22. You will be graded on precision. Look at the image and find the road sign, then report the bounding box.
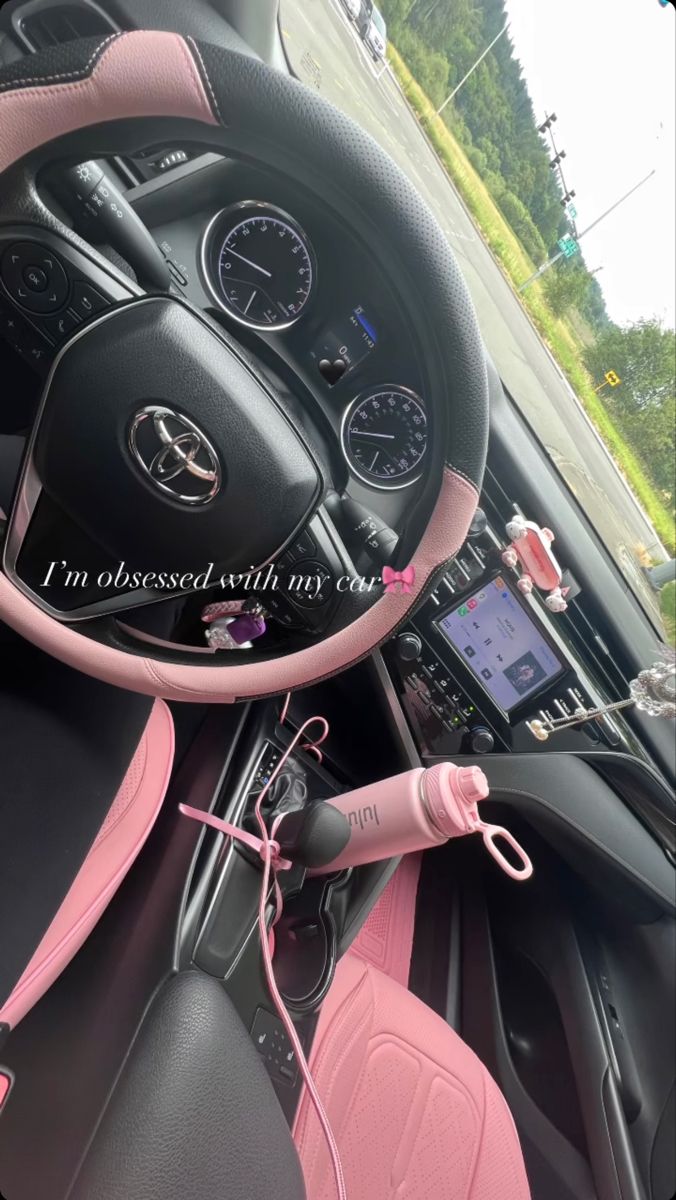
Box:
[557,234,579,259]
[605,370,621,387]
[566,204,577,219]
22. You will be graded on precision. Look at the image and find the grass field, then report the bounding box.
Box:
[387,46,675,556]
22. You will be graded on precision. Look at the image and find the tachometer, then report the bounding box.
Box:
[202,201,315,330]
[342,386,428,488]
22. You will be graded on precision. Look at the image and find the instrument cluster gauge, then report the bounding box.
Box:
[341,386,428,489]
[201,201,316,331]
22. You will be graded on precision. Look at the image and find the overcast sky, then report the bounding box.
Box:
[503,0,675,328]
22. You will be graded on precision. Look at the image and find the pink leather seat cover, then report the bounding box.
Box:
[294,953,531,1200]
[0,699,174,1030]
[350,854,421,988]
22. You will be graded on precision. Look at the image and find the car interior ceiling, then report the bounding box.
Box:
[0,3,674,1200]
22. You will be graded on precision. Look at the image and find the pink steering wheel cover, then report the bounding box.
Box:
[0,31,479,701]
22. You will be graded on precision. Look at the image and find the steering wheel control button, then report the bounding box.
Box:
[41,310,80,343]
[288,559,334,609]
[22,265,48,292]
[0,299,50,374]
[1,243,69,313]
[288,529,317,561]
[0,300,26,352]
[71,281,108,319]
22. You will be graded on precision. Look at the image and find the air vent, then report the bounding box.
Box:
[17,1,118,52]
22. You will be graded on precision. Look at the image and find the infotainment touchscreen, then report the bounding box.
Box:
[436,577,564,713]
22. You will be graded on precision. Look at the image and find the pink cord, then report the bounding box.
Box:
[279,691,324,763]
[180,712,346,1200]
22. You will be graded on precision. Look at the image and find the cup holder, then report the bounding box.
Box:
[273,873,349,1011]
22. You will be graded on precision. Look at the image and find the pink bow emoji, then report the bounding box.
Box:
[382,564,416,594]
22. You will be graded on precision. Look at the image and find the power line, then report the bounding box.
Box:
[519,170,657,292]
[436,22,509,115]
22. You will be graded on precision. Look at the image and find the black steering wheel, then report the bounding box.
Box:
[0,29,487,702]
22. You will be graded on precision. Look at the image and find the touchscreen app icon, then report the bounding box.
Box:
[467,598,478,611]
[458,604,469,616]
[494,576,505,589]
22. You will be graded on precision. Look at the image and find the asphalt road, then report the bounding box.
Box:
[281,0,666,625]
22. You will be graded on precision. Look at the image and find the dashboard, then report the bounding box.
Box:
[0,55,672,783]
[136,155,433,521]
[198,194,428,490]
[382,490,632,761]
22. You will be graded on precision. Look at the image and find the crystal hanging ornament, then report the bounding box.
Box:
[527,646,675,742]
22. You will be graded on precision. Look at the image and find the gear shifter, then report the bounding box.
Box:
[275,762,532,880]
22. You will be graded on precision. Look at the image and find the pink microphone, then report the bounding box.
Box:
[275,762,532,881]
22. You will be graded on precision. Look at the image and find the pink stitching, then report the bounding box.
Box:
[90,733,148,848]
[0,32,209,119]
[298,967,372,1183]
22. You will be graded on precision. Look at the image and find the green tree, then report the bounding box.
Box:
[543,263,593,317]
[585,321,676,413]
[584,321,676,496]
[382,0,610,331]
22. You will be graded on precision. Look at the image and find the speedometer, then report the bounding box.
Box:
[202,201,316,330]
[342,387,428,488]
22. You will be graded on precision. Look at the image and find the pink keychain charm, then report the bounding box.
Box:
[202,599,246,621]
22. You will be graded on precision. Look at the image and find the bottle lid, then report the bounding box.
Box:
[456,765,489,806]
[423,761,489,837]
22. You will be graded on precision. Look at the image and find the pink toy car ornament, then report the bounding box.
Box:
[501,516,569,612]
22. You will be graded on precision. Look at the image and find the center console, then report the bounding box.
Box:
[383,508,631,758]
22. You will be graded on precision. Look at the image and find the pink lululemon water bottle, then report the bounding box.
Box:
[276,763,533,880]
[311,762,489,872]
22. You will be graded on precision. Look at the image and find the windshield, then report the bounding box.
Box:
[280,0,675,642]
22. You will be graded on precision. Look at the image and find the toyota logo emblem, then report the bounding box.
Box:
[128,407,221,505]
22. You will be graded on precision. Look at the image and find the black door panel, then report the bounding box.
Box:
[450,754,675,1200]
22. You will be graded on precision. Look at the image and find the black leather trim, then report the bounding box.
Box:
[0,33,121,93]
[474,754,676,914]
[67,971,306,1200]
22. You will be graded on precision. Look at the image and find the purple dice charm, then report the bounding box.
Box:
[227,612,267,644]
[205,614,267,650]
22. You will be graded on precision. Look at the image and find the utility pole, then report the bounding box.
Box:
[436,22,509,115]
[538,111,578,237]
[519,170,656,292]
